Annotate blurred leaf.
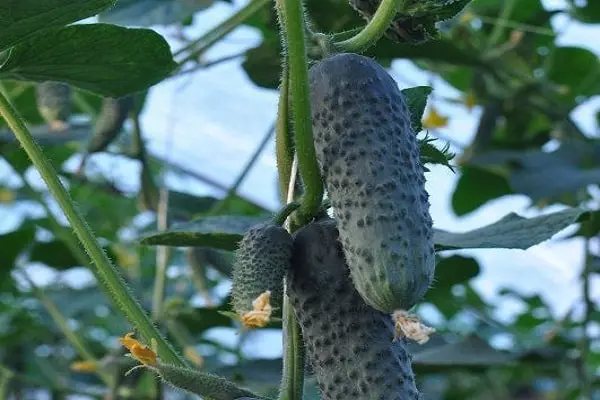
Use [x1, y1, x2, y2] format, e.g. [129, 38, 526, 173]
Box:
[567, 0, 600, 23]
[174, 305, 234, 335]
[451, 165, 513, 216]
[434, 207, 588, 250]
[189, 247, 234, 277]
[547, 46, 600, 103]
[0, 24, 177, 97]
[367, 37, 482, 66]
[467, 141, 600, 203]
[140, 215, 268, 249]
[242, 40, 282, 90]
[99, 0, 218, 26]
[0, 224, 35, 288]
[412, 335, 514, 369]
[401, 86, 433, 133]
[213, 358, 282, 394]
[426, 255, 480, 310]
[0, 0, 114, 52]
[29, 240, 117, 270]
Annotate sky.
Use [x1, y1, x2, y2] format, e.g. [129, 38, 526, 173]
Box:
[2, 0, 599, 365]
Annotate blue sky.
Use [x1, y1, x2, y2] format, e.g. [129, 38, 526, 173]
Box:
[2, 0, 598, 361]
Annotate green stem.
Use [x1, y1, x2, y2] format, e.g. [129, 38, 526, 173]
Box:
[279, 296, 304, 400]
[272, 201, 300, 226]
[175, 0, 270, 66]
[276, 63, 295, 202]
[0, 86, 184, 367]
[334, 0, 399, 53]
[277, 0, 323, 226]
[206, 121, 276, 217]
[18, 270, 114, 387]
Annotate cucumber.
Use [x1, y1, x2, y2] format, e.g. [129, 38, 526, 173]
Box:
[309, 53, 435, 314]
[231, 223, 293, 328]
[289, 219, 420, 400]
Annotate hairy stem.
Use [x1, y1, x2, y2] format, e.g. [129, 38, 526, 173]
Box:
[276, 64, 295, 202]
[335, 0, 400, 53]
[0, 86, 185, 367]
[277, 0, 323, 227]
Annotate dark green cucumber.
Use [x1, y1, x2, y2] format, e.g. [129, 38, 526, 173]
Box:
[309, 53, 435, 313]
[289, 219, 420, 400]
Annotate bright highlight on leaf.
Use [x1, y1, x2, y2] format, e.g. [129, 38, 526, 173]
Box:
[241, 290, 273, 328]
[422, 106, 449, 129]
[393, 310, 436, 345]
[119, 332, 157, 366]
[70, 360, 97, 373]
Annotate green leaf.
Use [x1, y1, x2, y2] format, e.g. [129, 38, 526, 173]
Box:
[451, 165, 513, 216]
[567, 0, 600, 23]
[434, 207, 588, 251]
[140, 215, 269, 249]
[425, 255, 480, 304]
[0, 224, 35, 288]
[242, 40, 283, 90]
[547, 46, 600, 103]
[0, 24, 177, 97]
[0, 0, 115, 52]
[412, 335, 513, 371]
[467, 141, 600, 203]
[99, 0, 218, 26]
[29, 240, 117, 270]
[401, 86, 432, 133]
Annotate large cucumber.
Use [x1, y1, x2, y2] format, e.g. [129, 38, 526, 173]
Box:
[309, 53, 435, 314]
[289, 219, 420, 400]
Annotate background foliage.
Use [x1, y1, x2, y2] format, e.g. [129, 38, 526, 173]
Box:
[0, 0, 598, 399]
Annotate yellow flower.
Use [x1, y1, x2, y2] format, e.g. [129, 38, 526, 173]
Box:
[119, 332, 157, 366]
[70, 360, 97, 373]
[422, 107, 449, 130]
[241, 291, 273, 329]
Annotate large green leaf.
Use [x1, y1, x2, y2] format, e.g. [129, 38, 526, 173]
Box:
[451, 165, 513, 216]
[0, 24, 177, 97]
[546, 46, 600, 103]
[140, 215, 269, 249]
[29, 240, 118, 271]
[467, 141, 600, 203]
[0, 0, 115, 52]
[434, 207, 587, 250]
[99, 0, 218, 26]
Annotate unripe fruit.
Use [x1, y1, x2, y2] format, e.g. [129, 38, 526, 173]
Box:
[288, 219, 420, 400]
[35, 81, 71, 131]
[309, 53, 435, 315]
[231, 223, 293, 328]
[88, 96, 135, 153]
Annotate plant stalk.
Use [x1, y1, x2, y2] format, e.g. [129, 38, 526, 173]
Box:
[277, 0, 323, 227]
[335, 0, 400, 53]
[0, 85, 185, 367]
